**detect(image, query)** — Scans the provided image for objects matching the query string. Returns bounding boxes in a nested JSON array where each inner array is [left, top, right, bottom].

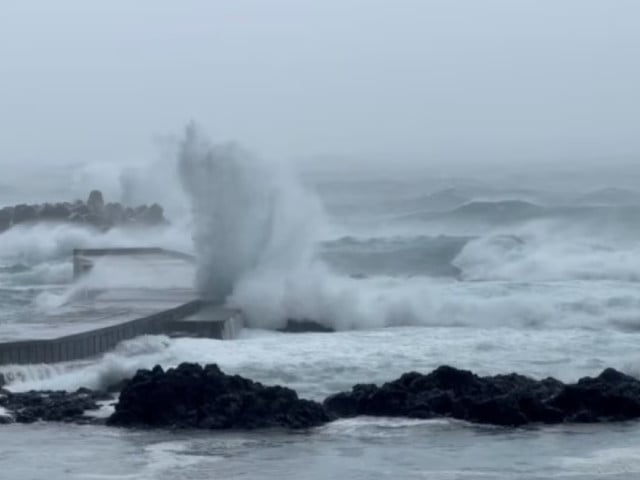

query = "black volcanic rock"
[[324, 366, 640, 426], [3, 365, 640, 429], [0, 388, 108, 424], [108, 363, 331, 430]]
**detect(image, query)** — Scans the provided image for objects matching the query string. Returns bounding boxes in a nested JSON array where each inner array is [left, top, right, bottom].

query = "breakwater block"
[[167, 306, 244, 339], [278, 319, 334, 333]]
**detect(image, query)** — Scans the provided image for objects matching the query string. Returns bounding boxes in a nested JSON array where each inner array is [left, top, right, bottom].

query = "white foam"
[[3, 336, 172, 392], [0, 362, 75, 388], [454, 221, 640, 283], [139, 440, 221, 478], [559, 446, 640, 476], [0, 222, 192, 269], [320, 417, 455, 438], [6, 326, 639, 399], [0, 405, 13, 422], [83, 399, 116, 420]]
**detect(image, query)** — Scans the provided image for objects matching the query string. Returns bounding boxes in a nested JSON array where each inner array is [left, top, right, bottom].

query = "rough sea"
[[2, 153, 640, 479]]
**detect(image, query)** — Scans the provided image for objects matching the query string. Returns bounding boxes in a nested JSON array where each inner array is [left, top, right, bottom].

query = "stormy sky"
[[1, 0, 639, 171]]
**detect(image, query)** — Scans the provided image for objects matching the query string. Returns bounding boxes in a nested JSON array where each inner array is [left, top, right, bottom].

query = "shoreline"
[[2, 363, 639, 430]]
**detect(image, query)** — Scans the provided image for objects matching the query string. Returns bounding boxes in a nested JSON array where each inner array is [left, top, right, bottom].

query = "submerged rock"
[[0, 388, 109, 424], [278, 319, 335, 333], [108, 363, 331, 430], [324, 365, 640, 426]]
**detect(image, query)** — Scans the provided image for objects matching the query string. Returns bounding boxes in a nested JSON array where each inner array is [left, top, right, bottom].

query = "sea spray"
[[177, 123, 325, 304], [176, 125, 449, 330], [176, 125, 640, 331]]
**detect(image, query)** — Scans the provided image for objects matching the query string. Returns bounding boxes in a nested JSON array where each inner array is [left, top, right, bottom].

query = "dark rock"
[[134, 205, 148, 216], [549, 368, 640, 421], [137, 203, 165, 225], [104, 202, 125, 225], [324, 365, 640, 426], [87, 190, 105, 213], [4, 366, 640, 429], [0, 389, 107, 424], [39, 203, 71, 220], [108, 362, 331, 430], [12, 204, 38, 225], [105, 378, 130, 394], [0, 191, 168, 233], [0, 207, 13, 232], [278, 319, 334, 333], [70, 203, 90, 216]]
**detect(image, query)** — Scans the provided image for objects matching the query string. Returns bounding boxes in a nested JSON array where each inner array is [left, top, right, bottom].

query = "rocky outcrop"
[[3, 365, 640, 429], [108, 363, 331, 429], [0, 190, 167, 233], [0, 387, 110, 424], [324, 365, 640, 426]]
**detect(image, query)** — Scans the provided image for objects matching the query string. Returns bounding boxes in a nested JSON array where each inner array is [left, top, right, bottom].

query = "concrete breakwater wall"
[[0, 247, 244, 367], [0, 301, 242, 366], [72, 247, 196, 278]]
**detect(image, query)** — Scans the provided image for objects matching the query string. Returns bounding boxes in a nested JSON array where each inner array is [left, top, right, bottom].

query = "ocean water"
[[3, 148, 640, 478]]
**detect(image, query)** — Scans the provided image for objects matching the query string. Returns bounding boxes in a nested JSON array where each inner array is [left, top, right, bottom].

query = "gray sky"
[[1, 0, 639, 169]]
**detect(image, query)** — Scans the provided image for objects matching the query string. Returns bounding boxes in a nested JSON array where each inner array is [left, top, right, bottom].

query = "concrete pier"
[[0, 248, 243, 365], [72, 247, 196, 279]]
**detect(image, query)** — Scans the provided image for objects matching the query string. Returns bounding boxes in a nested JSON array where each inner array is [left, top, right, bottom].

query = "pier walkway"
[[0, 248, 242, 365]]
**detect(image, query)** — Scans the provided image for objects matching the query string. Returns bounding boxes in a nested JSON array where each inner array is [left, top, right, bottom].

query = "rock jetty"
[[0, 190, 167, 233]]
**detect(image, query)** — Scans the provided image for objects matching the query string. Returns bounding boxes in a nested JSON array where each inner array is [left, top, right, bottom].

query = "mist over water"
[[3, 2, 640, 477], [174, 125, 447, 329], [4, 130, 640, 479], [4, 126, 640, 336], [170, 126, 640, 333]]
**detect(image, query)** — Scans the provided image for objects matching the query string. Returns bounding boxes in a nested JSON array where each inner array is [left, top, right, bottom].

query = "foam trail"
[[5, 325, 640, 396], [2, 335, 173, 392], [453, 221, 640, 282]]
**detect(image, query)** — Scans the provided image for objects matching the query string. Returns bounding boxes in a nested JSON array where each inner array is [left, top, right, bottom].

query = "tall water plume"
[[177, 123, 325, 304]]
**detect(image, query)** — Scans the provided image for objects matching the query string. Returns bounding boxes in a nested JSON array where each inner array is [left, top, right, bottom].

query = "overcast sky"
[[1, 0, 639, 169]]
